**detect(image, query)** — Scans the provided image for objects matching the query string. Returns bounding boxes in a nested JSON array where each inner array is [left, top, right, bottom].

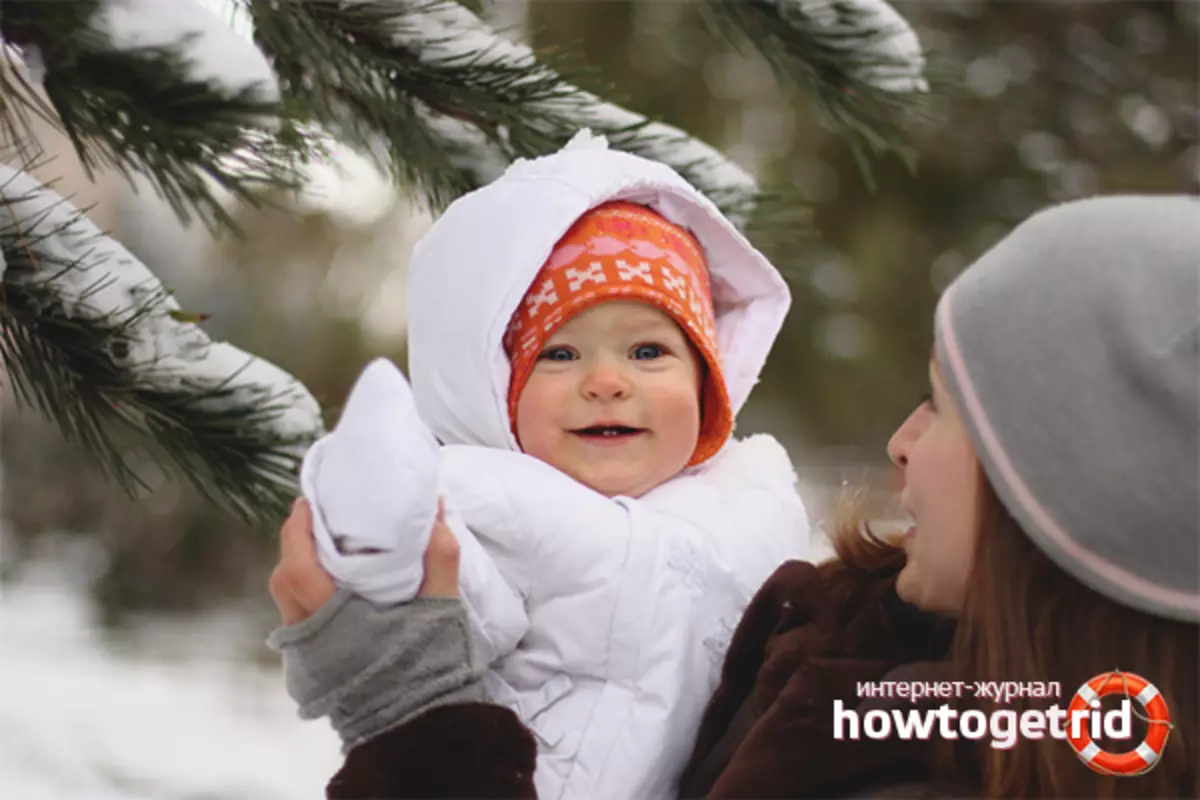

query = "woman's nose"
[[887, 408, 922, 468]]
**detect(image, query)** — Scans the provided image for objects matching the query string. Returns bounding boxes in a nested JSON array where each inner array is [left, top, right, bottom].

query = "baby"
[[299, 132, 809, 799]]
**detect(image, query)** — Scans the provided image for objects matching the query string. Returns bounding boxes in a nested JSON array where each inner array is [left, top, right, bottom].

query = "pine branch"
[[245, 0, 808, 237], [0, 165, 324, 524], [0, 0, 303, 231], [248, 0, 595, 207], [6, 0, 816, 263], [2, 0, 926, 256], [0, 49, 61, 169], [698, 0, 933, 176]]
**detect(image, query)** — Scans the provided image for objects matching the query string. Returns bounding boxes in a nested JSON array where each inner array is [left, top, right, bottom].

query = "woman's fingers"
[[270, 498, 336, 625], [279, 497, 317, 563], [418, 499, 461, 598], [269, 499, 307, 624]]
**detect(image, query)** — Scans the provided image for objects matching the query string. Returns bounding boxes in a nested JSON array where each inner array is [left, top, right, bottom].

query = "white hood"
[[407, 132, 791, 450]]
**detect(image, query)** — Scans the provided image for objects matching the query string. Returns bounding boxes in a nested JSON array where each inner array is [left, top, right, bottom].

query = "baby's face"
[[515, 301, 702, 498]]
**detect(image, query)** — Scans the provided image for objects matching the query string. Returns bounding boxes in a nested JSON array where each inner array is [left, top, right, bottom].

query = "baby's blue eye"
[[538, 346, 576, 362], [632, 343, 665, 360]]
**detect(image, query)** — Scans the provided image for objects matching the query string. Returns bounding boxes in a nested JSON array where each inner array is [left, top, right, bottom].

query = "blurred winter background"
[[1, 1, 1196, 797]]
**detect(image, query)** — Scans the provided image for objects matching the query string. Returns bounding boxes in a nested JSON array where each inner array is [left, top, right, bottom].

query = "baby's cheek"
[[514, 397, 552, 456], [654, 382, 703, 442]]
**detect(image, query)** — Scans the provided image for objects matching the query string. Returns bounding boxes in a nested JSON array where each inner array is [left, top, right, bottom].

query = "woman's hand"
[[270, 498, 460, 625]]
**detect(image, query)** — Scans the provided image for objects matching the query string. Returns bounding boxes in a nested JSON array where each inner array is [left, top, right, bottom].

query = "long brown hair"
[[947, 465, 1198, 798]]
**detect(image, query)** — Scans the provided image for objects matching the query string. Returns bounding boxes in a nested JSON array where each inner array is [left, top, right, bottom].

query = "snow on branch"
[[789, 0, 927, 92], [699, 0, 931, 171], [93, 0, 280, 102], [0, 165, 323, 522]]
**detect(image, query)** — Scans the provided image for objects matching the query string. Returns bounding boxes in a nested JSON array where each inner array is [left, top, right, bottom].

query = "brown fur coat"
[[327, 557, 957, 799]]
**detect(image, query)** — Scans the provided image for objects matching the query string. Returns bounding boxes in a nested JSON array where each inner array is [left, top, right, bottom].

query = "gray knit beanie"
[[934, 195, 1200, 623]]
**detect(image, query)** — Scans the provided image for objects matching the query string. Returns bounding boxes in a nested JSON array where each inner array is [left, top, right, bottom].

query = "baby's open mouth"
[[573, 425, 645, 438]]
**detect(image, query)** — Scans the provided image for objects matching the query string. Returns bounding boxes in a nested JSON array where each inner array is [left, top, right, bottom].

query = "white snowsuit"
[[301, 133, 809, 799]]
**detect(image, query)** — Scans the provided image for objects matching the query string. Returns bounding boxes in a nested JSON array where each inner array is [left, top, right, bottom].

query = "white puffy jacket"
[[301, 133, 809, 799]]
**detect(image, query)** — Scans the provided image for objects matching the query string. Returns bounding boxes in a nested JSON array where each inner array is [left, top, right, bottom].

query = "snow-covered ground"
[[0, 558, 341, 800]]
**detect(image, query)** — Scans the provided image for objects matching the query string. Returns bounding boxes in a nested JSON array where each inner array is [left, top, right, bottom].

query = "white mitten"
[[300, 358, 440, 604]]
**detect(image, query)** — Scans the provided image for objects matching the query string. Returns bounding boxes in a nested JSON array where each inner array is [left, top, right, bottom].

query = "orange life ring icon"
[[1066, 670, 1173, 776]]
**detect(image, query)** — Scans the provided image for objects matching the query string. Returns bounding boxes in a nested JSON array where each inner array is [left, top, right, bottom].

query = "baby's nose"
[[582, 360, 632, 400]]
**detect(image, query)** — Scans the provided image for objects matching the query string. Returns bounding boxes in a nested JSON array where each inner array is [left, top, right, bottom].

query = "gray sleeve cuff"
[[267, 589, 487, 751]]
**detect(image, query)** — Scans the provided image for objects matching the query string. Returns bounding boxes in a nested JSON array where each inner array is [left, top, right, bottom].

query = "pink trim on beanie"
[[936, 289, 1200, 616]]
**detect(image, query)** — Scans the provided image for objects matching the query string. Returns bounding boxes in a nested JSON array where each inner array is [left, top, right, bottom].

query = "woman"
[[269, 195, 1199, 798]]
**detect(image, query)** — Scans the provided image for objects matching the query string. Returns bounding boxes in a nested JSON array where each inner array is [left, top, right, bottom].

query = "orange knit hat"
[[504, 202, 732, 467]]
